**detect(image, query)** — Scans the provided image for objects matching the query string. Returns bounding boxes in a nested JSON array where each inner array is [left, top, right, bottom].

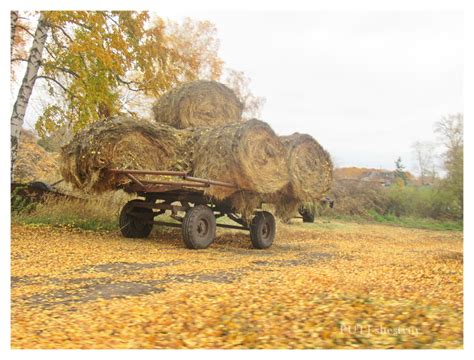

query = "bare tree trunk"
[[11, 12, 49, 177], [11, 11, 18, 58]]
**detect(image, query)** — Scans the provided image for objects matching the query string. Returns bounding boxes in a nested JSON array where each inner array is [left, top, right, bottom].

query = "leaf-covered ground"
[[11, 221, 463, 349]]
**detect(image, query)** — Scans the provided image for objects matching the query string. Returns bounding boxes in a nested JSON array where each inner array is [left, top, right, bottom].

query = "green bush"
[[321, 179, 462, 223], [385, 184, 462, 220], [11, 186, 36, 214]]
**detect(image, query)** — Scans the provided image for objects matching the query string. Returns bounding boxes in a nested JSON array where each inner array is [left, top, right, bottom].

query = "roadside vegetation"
[[317, 214, 462, 231], [314, 113, 463, 231], [11, 192, 127, 232], [312, 182, 463, 231]]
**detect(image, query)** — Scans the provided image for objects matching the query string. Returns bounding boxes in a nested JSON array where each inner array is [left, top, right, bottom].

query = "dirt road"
[[11, 221, 463, 349]]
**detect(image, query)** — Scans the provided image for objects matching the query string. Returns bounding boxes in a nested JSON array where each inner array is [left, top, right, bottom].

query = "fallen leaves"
[[11, 221, 463, 349]]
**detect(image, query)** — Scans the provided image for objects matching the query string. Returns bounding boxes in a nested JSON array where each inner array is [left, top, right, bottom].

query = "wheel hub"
[[197, 219, 209, 237], [261, 222, 270, 239]]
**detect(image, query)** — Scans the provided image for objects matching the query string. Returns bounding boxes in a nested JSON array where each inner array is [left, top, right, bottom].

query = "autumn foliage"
[[34, 11, 224, 136]]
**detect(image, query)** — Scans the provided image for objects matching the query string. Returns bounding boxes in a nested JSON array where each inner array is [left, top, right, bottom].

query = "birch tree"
[[435, 113, 463, 210], [10, 12, 49, 171], [10, 11, 18, 57], [411, 141, 437, 185], [223, 69, 266, 119]]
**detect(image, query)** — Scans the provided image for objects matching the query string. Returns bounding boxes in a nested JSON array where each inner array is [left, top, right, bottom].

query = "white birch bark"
[[11, 12, 49, 175], [11, 11, 18, 58]]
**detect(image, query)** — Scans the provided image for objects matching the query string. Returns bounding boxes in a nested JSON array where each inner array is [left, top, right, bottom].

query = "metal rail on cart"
[[107, 169, 237, 193]]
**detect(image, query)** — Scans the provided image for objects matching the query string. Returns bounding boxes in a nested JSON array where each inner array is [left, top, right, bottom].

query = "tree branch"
[[14, 55, 79, 79], [66, 18, 92, 31], [104, 13, 120, 28], [15, 23, 35, 38], [11, 57, 29, 63], [43, 44, 58, 60], [36, 75, 76, 98], [50, 24, 74, 43], [57, 66, 79, 78], [115, 75, 146, 92]]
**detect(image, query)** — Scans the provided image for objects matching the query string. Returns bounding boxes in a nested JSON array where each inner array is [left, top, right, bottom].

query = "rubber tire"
[[182, 205, 216, 249], [119, 200, 154, 238], [29, 181, 53, 192], [298, 206, 315, 223], [250, 211, 276, 249], [302, 211, 315, 223]]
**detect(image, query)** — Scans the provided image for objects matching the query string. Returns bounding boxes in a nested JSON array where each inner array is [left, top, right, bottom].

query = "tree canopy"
[[23, 11, 223, 137]]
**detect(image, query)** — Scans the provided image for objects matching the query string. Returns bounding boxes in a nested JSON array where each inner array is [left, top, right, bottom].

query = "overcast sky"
[[161, 11, 464, 171]]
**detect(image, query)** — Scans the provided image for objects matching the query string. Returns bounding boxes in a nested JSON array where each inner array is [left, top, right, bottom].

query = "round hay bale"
[[281, 133, 333, 202], [60, 116, 195, 192], [192, 119, 289, 200], [152, 80, 244, 129], [269, 133, 333, 219]]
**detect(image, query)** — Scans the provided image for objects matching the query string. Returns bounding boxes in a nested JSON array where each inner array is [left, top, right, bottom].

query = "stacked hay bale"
[[272, 133, 333, 219], [192, 119, 288, 200], [152, 80, 243, 129], [61, 117, 196, 193]]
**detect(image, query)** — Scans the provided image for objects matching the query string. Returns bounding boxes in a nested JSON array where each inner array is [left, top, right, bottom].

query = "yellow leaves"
[[10, 222, 463, 349]]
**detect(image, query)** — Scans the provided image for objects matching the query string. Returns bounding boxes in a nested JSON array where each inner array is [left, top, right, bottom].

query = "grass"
[[372, 215, 462, 231], [11, 193, 128, 232], [15, 212, 118, 231], [326, 213, 463, 231]]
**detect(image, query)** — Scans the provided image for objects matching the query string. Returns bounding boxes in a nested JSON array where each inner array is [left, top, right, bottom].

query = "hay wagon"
[[109, 169, 276, 250]]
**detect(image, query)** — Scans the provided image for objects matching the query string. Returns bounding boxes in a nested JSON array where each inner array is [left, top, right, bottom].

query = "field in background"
[[11, 220, 463, 349], [326, 214, 462, 231]]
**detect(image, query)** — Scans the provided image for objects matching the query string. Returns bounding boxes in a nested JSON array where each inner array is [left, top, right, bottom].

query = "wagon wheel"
[[250, 211, 276, 249], [298, 206, 315, 223], [182, 205, 216, 249], [28, 181, 54, 192], [119, 199, 154, 238]]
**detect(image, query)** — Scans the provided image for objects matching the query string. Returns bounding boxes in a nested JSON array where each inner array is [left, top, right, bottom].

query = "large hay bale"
[[60, 116, 195, 192], [271, 133, 333, 219], [152, 80, 244, 129], [13, 129, 61, 183], [281, 133, 333, 201], [192, 119, 289, 200]]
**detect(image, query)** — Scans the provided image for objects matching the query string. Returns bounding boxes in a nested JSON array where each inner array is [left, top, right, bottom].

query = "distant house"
[[334, 167, 415, 187]]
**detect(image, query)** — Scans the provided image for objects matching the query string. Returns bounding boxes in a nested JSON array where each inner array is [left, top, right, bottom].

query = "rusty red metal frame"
[[106, 169, 237, 193]]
